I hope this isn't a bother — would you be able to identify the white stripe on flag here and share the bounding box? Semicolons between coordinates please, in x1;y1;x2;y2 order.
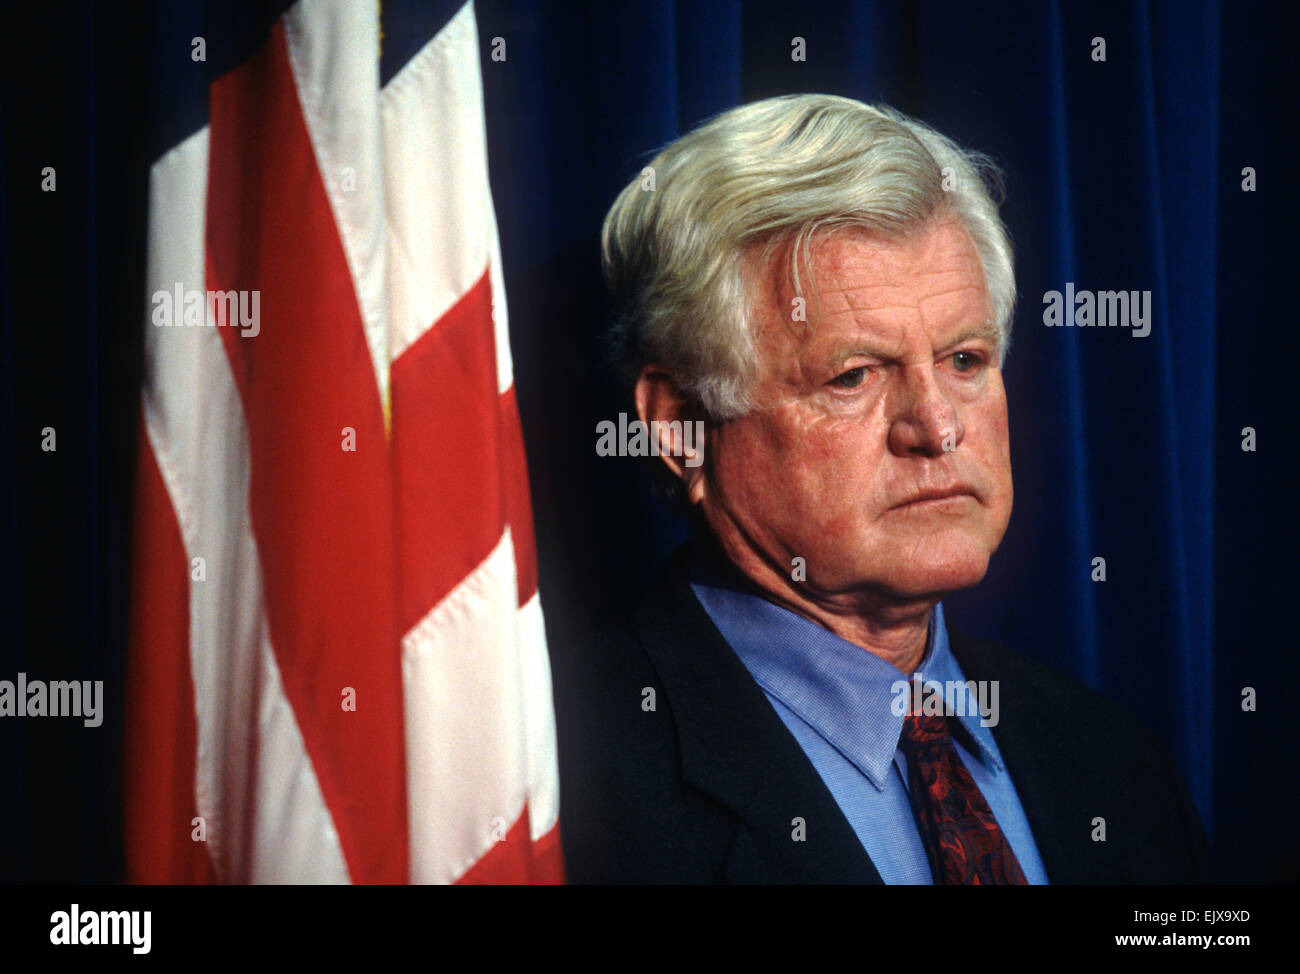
381;0;508;396
517;590;561;842
402;528;529;883
283;0;391;412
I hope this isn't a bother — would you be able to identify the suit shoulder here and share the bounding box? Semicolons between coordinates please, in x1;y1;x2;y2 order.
950;626;1161;748
551;605;734;883
949;626;1212;882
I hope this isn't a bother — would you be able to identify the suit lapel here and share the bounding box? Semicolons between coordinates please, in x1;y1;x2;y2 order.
632;549;882;883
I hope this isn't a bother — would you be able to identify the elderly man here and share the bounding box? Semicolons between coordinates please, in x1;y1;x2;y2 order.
556;94;1210;883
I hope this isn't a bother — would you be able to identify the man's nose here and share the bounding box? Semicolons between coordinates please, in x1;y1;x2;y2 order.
887;363;962;457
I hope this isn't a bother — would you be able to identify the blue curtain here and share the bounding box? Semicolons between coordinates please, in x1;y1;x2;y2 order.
0;0;1292;882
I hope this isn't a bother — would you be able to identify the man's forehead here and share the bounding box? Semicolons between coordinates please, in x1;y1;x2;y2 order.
746;219;993;357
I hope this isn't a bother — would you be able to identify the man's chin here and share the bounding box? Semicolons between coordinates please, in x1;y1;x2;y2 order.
866;551;992;602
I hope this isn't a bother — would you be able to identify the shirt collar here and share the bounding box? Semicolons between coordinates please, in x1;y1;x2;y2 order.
687;542;1003;788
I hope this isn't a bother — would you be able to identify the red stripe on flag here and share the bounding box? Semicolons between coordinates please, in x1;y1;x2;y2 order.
390;271;504;632
124;414;218;884
389;272;543;622
455;809;565;885
498;386;538;606
206;22;407;883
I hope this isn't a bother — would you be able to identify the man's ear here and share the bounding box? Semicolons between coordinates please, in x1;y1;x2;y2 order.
634;364;708;504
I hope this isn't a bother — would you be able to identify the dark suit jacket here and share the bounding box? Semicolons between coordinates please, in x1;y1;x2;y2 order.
555;546;1212;883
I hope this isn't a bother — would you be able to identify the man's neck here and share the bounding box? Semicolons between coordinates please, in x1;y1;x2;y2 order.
689;530;937;675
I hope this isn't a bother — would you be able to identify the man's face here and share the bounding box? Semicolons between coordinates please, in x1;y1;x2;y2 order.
698;216;1013;612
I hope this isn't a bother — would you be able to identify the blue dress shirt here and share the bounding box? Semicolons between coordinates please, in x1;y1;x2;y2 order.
688;551;1050;885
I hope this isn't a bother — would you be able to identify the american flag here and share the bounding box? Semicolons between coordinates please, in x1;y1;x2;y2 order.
123;0;563;884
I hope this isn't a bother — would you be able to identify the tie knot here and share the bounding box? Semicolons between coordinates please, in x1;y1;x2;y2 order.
900;711;950;749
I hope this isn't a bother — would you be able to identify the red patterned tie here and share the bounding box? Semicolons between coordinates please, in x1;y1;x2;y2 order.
898;712;1028;884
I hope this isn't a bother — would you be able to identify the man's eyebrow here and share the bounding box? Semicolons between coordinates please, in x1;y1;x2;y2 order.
823;339;898;363
822;323;1000;364
937;322;1000;351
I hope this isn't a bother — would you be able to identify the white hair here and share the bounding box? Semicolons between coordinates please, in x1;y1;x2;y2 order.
601;93;1015;421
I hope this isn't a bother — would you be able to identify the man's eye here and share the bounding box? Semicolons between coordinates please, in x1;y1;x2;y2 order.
951;351;982;373
830;367;867;389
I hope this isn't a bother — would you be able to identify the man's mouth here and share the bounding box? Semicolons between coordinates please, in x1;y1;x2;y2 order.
889;486;978;510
